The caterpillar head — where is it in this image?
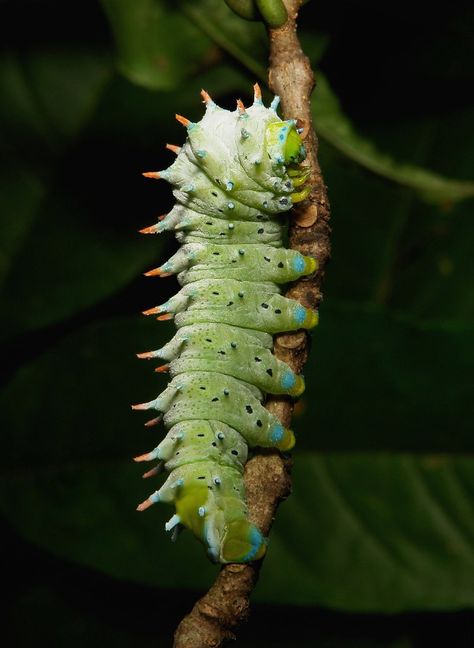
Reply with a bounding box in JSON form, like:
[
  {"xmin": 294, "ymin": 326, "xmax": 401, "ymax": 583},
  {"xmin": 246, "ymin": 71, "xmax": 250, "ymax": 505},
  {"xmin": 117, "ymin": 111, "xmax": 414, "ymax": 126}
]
[
  {"xmin": 265, "ymin": 119, "xmax": 306, "ymax": 167},
  {"xmin": 149, "ymin": 84, "xmax": 311, "ymax": 214}
]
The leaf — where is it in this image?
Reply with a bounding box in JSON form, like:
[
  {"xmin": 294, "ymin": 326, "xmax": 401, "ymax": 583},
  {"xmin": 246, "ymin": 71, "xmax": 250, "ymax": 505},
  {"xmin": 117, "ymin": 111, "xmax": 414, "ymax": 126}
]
[
  {"xmin": 1, "ymin": 313, "xmax": 473, "ymax": 611},
  {"xmin": 0, "ymin": 50, "xmax": 152, "ymax": 342},
  {"xmin": 260, "ymin": 452, "xmax": 474, "ymax": 612},
  {"xmin": 100, "ymin": 0, "xmax": 214, "ymax": 90},
  {"xmin": 0, "ymin": 57, "xmax": 247, "ymax": 341},
  {"xmin": 1, "ymin": 448, "xmax": 473, "ymax": 612},
  {"xmin": 178, "ymin": 0, "xmax": 268, "ymax": 80},
  {"xmin": 296, "ymin": 111, "xmax": 472, "ymax": 453},
  {"xmin": 0, "ymin": 317, "xmax": 171, "ymax": 468},
  {"xmin": 297, "ymin": 300, "xmax": 474, "ymax": 453},
  {"xmin": 317, "ymin": 113, "xmax": 474, "ymax": 322},
  {"xmin": 179, "ymin": 0, "xmax": 474, "ymax": 203},
  {"xmin": 0, "ymin": 82, "xmax": 164, "ymax": 338},
  {"xmin": 179, "ymin": 0, "xmax": 329, "ymax": 81},
  {"xmin": 0, "ymin": 317, "xmax": 217, "ymax": 587},
  {"xmin": 313, "ymin": 76, "xmax": 474, "ymax": 204},
  {"xmin": 0, "ymin": 52, "xmax": 110, "ymax": 291}
]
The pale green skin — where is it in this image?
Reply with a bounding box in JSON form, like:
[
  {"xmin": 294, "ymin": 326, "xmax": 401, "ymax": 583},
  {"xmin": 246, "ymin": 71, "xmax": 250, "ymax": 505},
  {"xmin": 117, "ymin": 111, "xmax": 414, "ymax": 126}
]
[
  {"xmin": 154, "ymin": 420, "xmax": 248, "ymax": 473},
  {"xmin": 157, "ymin": 278, "xmax": 317, "ymax": 334},
  {"xmin": 144, "ymin": 372, "xmax": 285, "ymax": 448},
  {"xmin": 168, "ymin": 333, "xmax": 305, "ymax": 396},
  {"xmin": 161, "ymin": 242, "xmax": 313, "ymax": 285},
  {"xmin": 137, "ymin": 94, "xmax": 317, "ymax": 563}
]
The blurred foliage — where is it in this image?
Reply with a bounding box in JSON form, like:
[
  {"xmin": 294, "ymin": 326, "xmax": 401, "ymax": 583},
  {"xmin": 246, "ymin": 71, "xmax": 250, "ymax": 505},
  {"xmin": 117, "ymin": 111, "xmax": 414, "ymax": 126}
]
[
  {"xmin": 1, "ymin": 0, "xmax": 473, "ymax": 645},
  {"xmin": 101, "ymin": 0, "xmax": 214, "ymax": 89},
  {"xmin": 181, "ymin": 0, "xmax": 474, "ymax": 203}
]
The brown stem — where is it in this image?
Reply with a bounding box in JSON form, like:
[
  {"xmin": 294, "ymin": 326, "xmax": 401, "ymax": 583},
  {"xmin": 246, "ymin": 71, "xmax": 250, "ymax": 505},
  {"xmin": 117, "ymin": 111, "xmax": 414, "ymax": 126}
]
[{"xmin": 173, "ymin": 1, "xmax": 331, "ymax": 645}]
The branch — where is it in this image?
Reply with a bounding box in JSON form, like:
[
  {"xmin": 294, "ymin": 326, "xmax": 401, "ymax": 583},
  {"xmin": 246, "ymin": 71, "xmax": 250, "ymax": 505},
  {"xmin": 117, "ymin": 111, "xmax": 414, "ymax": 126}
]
[{"xmin": 173, "ymin": 2, "xmax": 331, "ymax": 645}]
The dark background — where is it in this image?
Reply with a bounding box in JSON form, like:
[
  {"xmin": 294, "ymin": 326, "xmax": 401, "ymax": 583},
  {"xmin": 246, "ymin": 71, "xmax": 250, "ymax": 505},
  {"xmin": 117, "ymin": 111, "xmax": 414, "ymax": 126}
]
[{"xmin": 1, "ymin": 1, "xmax": 473, "ymax": 645}]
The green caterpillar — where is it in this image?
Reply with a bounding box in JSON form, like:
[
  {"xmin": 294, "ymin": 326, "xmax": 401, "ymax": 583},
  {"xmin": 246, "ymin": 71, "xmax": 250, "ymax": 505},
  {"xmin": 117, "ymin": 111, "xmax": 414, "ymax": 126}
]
[{"xmin": 133, "ymin": 84, "xmax": 317, "ymax": 563}]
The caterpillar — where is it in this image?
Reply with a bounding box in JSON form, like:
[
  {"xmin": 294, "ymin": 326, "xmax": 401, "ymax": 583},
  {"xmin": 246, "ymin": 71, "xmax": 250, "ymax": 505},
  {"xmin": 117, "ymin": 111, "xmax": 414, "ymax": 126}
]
[{"xmin": 133, "ymin": 84, "xmax": 318, "ymax": 564}]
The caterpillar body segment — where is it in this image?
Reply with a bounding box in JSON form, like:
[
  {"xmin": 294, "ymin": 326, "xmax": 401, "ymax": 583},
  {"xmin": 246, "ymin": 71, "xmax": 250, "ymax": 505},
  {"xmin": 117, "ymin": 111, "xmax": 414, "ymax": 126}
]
[
  {"xmin": 149, "ymin": 242, "xmax": 316, "ymax": 284},
  {"xmin": 134, "ymin": 87, "xmax": 317, "ymax": 563},
  {"xmin": 138, "ymin": 323, "xmax": 273, "ymax": 363},
  {"xmin": 167, "ymin": 339, "xmax": 305, "ymax": 397}
]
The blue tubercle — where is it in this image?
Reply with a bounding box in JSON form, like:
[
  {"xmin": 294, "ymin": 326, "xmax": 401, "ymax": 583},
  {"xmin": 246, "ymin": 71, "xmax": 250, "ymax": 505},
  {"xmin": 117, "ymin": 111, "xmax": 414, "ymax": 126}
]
[
  {"xmin": 281, "ymin": 371, "xmax": 296, "ymax": 390},
  {"xmin": 270, "ymin": 423, "xmax": 284, "ymax": 443},
  {"xmin": 279, "ymin": 125, "xmax": 288, "ymax": 142},
  {"xmin": 294, "ymin": 305, "xmax": 306, "ymax": 325},
  {"xmin": 293, "ymin": 256, "xmax": 305, "ymax": 273}
]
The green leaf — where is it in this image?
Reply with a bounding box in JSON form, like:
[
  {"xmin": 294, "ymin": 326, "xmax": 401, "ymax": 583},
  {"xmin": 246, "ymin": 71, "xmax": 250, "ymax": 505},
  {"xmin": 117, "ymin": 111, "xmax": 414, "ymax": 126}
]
[
  {"xmin": 0, "ymin": 50, "xmax": 153, "ymax": 342},
  {"xmin": 1, "ymin": 427, "xmax": 473, "ymax": 612},
  {"xmin": 0, "ymin": 56, "xmax": 247, "ymax": 341},
  {"xmin": 0, "ymin": 317, "xmax": 170, "ymax": 468},
  {"xmin": 297, "ymin": 300, "xmax": 474, "ymax": 453},
  {"xmin": 224, "ymin": 0, "xmax": 260, "ymax": 21},
  {"xmin": 0, "ymin": 316, "xmax": 217, "ymax": 586},
  {"xmin": 100, "ymin": 0, "xmax": 214, "ymax": 90},
  {"xmin": 298, "ymin": 114, "xmax": 473, "ymax": 452},
  {"xmin": 0, "ymin": 52, "xmax": 110, "ymax": 292},
  {"xmin": 179, "ymin": 0, "xmax": 269, "ymax": 80},
  {"xmin": 260, "ymin": 452, "xmax": 474, "ymax": 612},
  {"xmin": 1, "ymin": 314, "xmax": 473, "ymax": 611},
  {"xmin": 317, "ymin": 111, "xmax": 474, "ymax": 322},
  {"xmin": 179, "ymin": 0, "xmax": 474, "ymax": 203},
  {"xmin": 313, "ymin": 76, "xmax": 474, "ymax": 204}
]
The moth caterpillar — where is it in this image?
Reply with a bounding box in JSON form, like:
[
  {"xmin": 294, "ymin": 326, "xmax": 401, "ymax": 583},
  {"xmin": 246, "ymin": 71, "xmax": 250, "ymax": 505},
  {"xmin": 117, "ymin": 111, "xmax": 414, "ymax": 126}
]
[{"xmin": 133, "ymin": 84, "xmax": 317, "ymax": 563}]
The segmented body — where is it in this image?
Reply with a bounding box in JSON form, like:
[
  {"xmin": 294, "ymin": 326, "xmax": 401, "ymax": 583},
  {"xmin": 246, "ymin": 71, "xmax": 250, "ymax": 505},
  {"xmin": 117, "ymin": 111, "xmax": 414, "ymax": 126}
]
[{"xmin": 133, "ymin": 85, "xmax": 317, "ymax": 563}]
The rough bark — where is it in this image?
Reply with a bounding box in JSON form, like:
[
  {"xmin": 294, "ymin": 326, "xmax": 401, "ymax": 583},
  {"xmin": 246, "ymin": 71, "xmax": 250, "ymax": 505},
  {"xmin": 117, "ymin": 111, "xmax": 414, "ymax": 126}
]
[{"xmin": 173, "ymin": 1, "xmax": 331, "ymax": 645}]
